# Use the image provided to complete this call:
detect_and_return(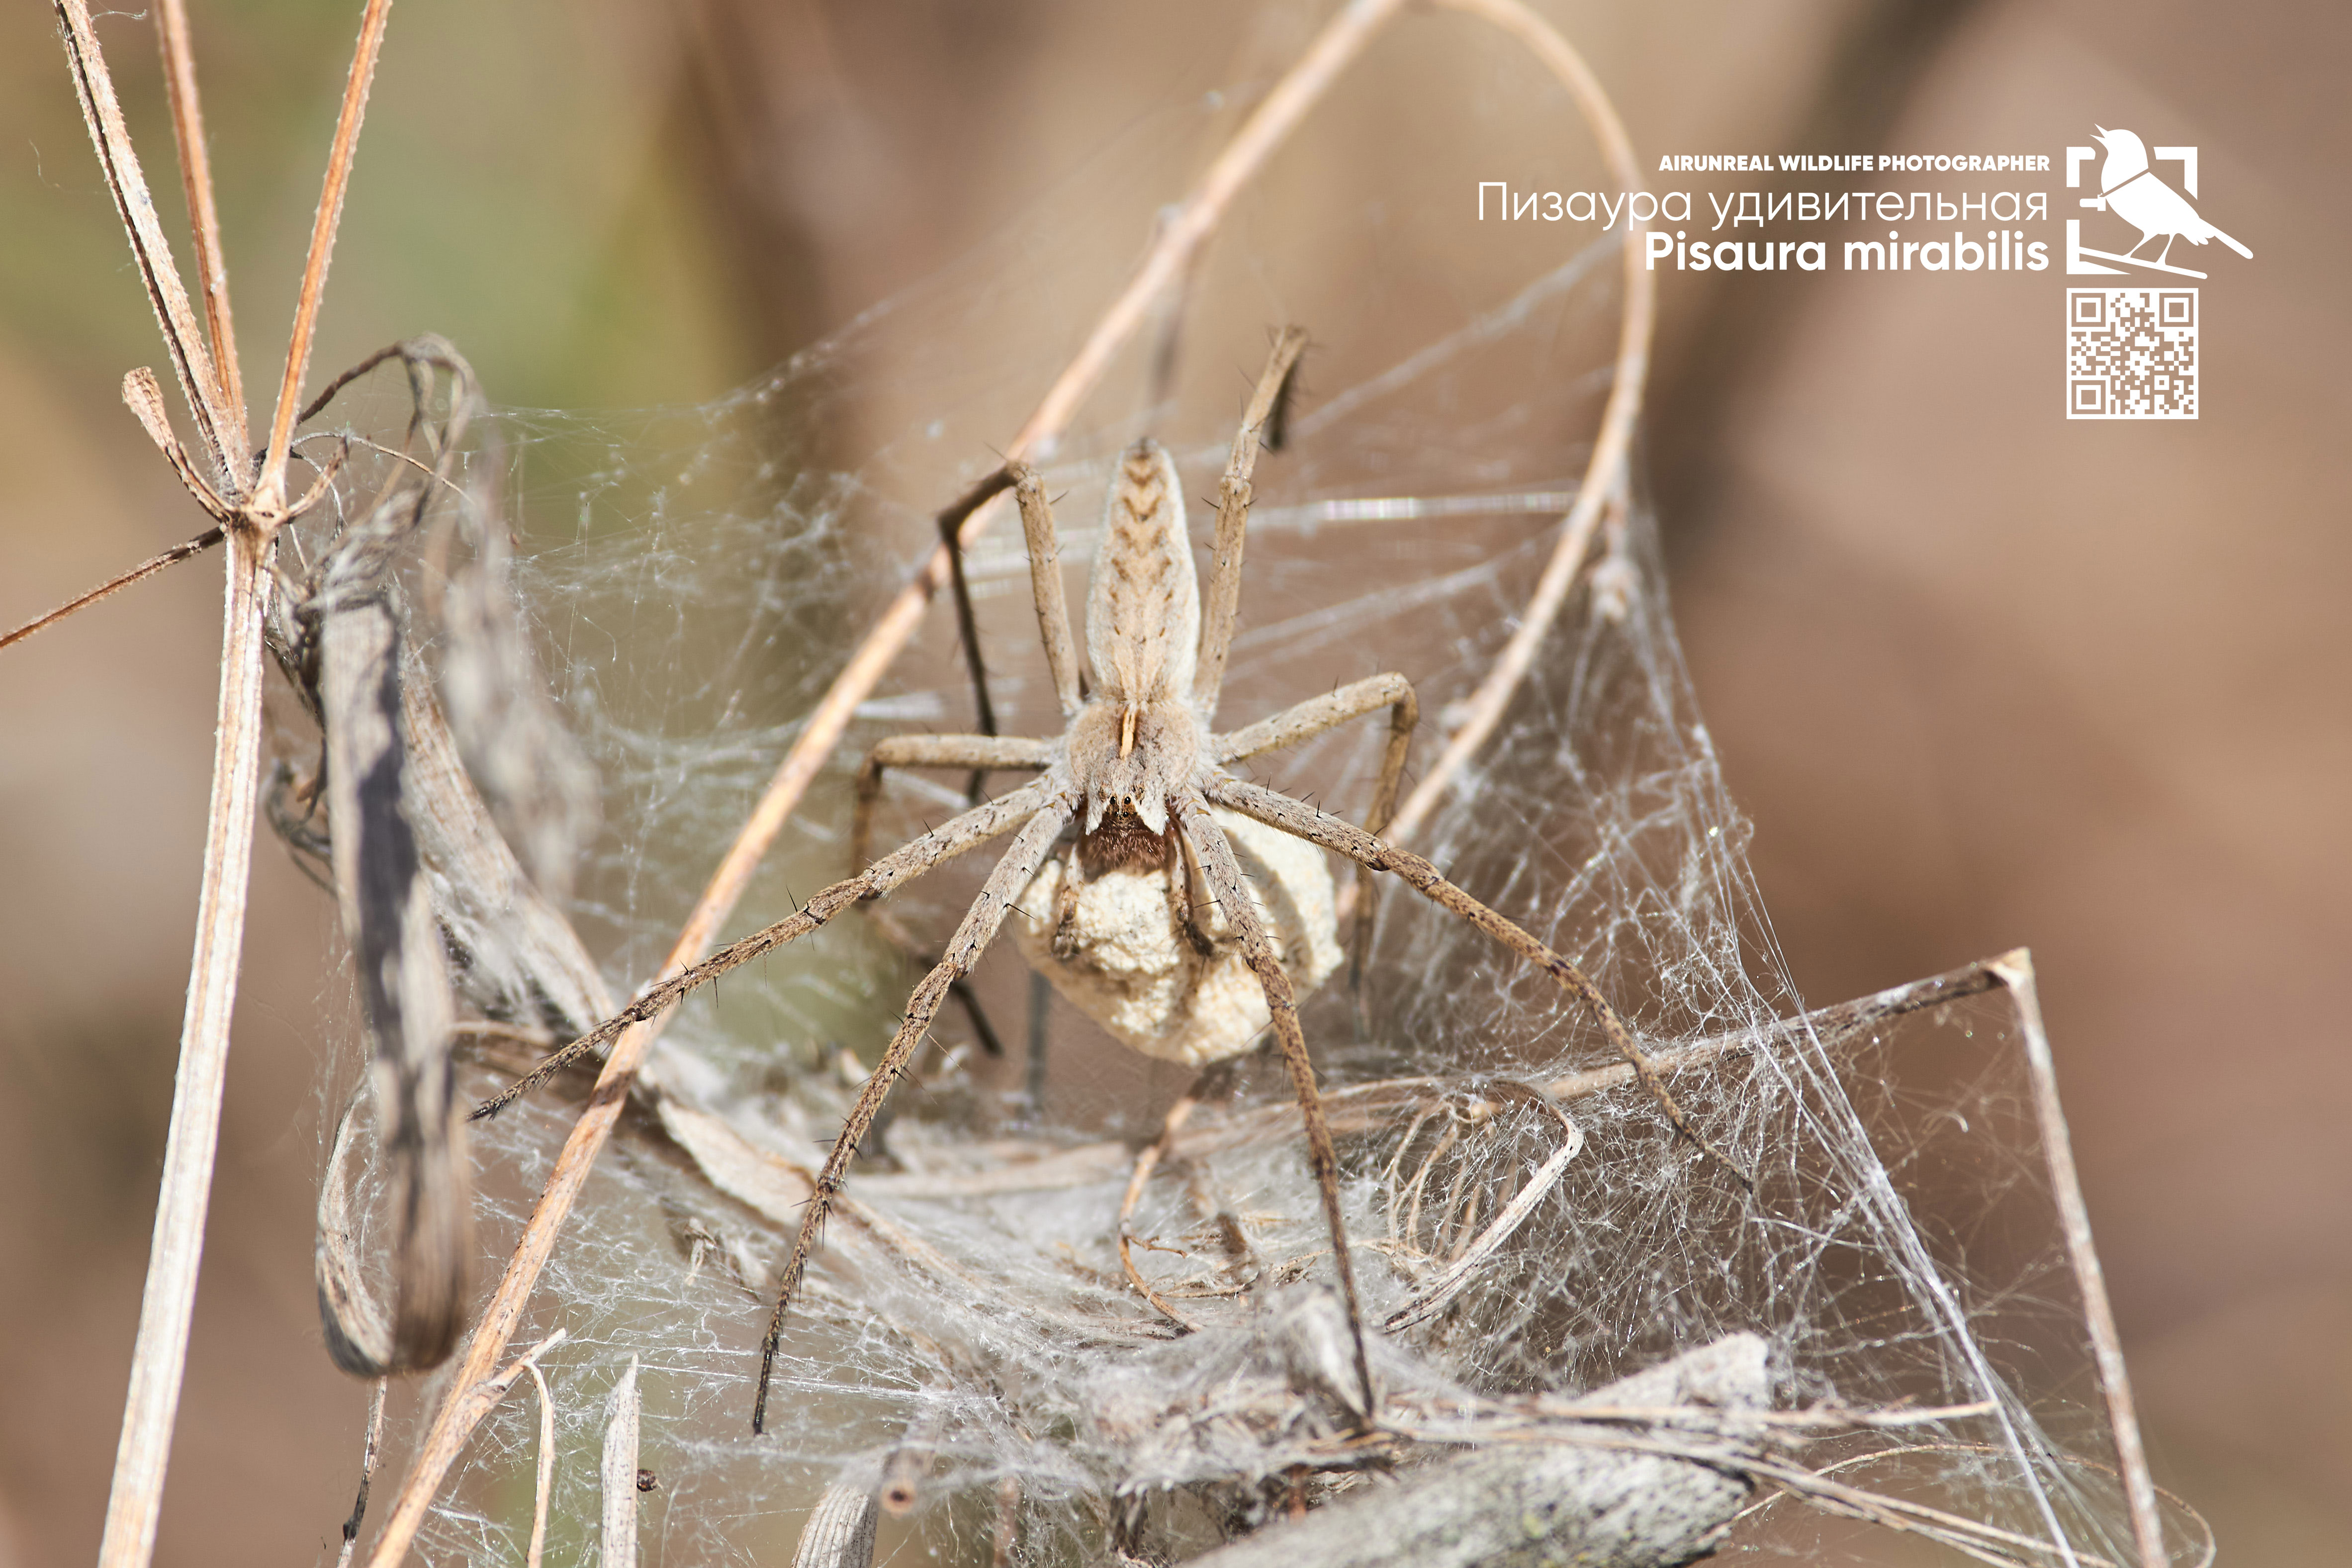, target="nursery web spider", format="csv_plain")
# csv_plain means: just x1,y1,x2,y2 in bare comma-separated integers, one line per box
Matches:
479,328,1743,1431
